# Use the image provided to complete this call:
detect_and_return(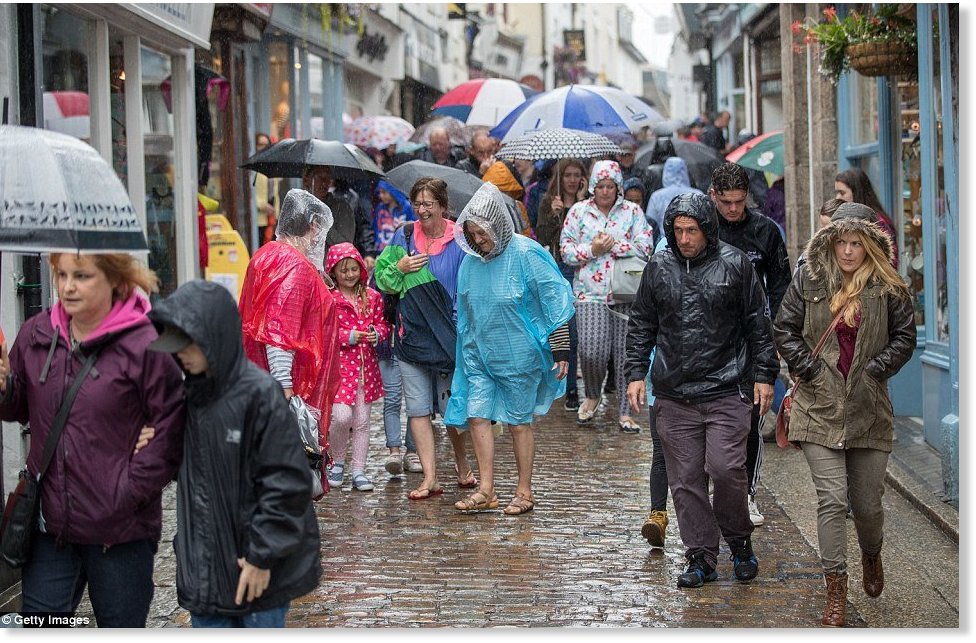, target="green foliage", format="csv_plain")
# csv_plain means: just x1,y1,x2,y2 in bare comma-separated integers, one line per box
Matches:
792,5,918,84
